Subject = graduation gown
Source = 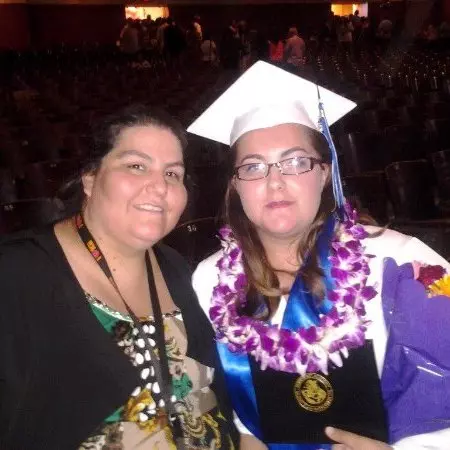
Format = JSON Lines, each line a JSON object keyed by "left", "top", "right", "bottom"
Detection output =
{"left": 192, "top": 226, "right": 450, "bottom": 449}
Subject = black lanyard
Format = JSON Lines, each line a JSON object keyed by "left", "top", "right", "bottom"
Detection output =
{"left": 74, "top": 214, "right": 184, "bottom": 442}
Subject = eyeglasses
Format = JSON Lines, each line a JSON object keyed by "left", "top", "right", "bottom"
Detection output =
{"left": 234, "top": 156, "right": 323, "bottom": 181}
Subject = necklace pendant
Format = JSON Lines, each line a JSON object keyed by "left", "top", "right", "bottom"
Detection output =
{"left": 293, "top": 373, "right": 334, "bottom": 412}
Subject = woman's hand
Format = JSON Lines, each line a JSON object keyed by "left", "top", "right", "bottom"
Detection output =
{"left": 325, "top": 427, "right": 392, "bottom": 450}
{"left": 240, "top": 434, "right": 268, "bottom": 450}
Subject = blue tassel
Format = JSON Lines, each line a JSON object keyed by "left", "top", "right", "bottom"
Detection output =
{"left": 316, "top": 87, "right": 346, "bottom": 218}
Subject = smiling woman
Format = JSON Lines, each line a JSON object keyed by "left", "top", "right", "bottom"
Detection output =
{"left": 82, "top": 124, "right": 188, "bottom": 251}
{"left": 0, "top": 104, "right": 237, "bottom": 449}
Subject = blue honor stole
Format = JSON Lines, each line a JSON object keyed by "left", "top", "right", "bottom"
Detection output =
{"left": 216, "top": 216, "right": 336, "bottom": 449}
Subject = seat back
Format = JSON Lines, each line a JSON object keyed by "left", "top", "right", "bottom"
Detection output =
{"left": 385, "top": 160, "right": 436, "bottom": 220}
{"left": 0, "top": 198, "right": 64, "bottom": 235}
{"left": 163, "top": 217, "right": 221, "bottom": 268}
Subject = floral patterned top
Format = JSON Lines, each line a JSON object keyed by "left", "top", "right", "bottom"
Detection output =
{"left": 78, "top": 269, "right": 234, "bottom": 450}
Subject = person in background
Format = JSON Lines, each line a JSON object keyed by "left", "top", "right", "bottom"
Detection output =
{"left": 190, "top": 15, "right": 203, "bottom": 62}
{"left": 200, "top": 31, "right": 218, "bottom": 65}
{"left": 221, "top": 19, "right": 241, "bottom": 70}
{"left": 147, "top": 17, "right": 159, "bottom": 52}
{"left": 188, "top": 61, "right": 450, "bottom": 449}
{"left": 193, "top": 15, "right": 203, "bottom": 41}
{"left": 119, "top": 18, "right": 132, "bottom": 42}
{"left": 320, "top": 10, "right": 337, "bottom": 53}
{"left": 141, "top": 16, "right": 153, "bottom": 57}
{"left": 377, "top": 15, "right": 393, "bottom": 52}
{"left": 119, "top": 18, "right": 140, "bottom": 62}
{"left": 0, "top": 104, "right": 237, "bottom": 449}
{"left": 268, "top": 28, "right": 285, "bottom": 65}
{"left": 164, "top": 17, "right": 187, "bottom": 77}
{"left": 156, "top": 18, "right": 169, "bottom": 59}
{"left": 284, "top": 26, "right": 306, "bottom": 69}
{"left": 239, "top": 20, "right": 252, "bottom": 72}
{"left": 255, "top": 27, "right": 270, "bottom": 61}
{"left": 351, "top": 10, "right": 363, "bottom": 43}
{"left": 337, "top": 16, "right": 354, "bottom": 53}
{"left": 247, "top": 26, "right": 260, "bottom": 66}
{"left": 353, "top": 16, "right": 368, "bottom": 57}
{"left": 352, "top": 9, "right": 361, "bottom": 27}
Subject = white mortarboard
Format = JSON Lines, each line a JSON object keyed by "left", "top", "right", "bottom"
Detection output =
{"left": 187, "top": 61, "right": 356, "bottom": 146}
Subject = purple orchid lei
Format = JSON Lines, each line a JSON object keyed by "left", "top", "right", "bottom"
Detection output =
{"left": 210, "top": 204, "right": 378, "bottom": 375}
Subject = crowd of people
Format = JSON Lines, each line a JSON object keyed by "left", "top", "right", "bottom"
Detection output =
{"left": 118, "top": 16, "right": 191, "bottom": 76}
{"left": 117, "top": 11, "right": 450, "bottom": 81}
{"left": 117, "top": 15, "right": 248, "bottom": 74}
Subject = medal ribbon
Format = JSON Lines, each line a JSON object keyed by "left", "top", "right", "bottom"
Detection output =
{"left": 217, "top": 216, "right": 337, "bottom": 449}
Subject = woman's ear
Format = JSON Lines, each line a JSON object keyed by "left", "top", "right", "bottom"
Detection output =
{"left": 82, "top": 171, "right": 96, "bottom": 199}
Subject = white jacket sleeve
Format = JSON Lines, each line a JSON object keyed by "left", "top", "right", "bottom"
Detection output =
{"left": 192, "top": 251, "right": 221, "bottom": 319}
{"left": 392, "top": 429, "right": 450, "bottom": 450}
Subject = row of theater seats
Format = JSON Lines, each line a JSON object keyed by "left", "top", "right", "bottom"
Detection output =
{"left": 342, "top": 150, "right": 450, "bottom": 222}
{"left": 0, "top": 198, "right": 63, "bottom": 236}
{"left": 1, "top": 45, "right": 450, "bottom": 263}
{"left": 0, "top": 45, "right": 233, "bottom": 237}
{"left": 305, "top": 48, "right": 450, "bottom": 225}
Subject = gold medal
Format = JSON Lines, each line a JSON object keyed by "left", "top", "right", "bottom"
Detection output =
{"left": 294, "top": 373, "right": 334, "bottom": 412}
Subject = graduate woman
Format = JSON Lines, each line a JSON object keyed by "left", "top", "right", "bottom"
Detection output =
{"left": 189, "top": 61, "right": 450, "bottom": 449}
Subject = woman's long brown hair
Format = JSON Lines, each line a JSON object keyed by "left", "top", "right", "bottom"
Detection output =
{"left": 223, "top": 124, "right": 336, "bottom": 318}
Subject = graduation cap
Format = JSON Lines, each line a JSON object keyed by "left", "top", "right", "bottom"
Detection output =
{"left": 187, "top": 61, "right": 356, "bottom": 145}
{"left": 187, "top": 61, "right": 357, "bottom": 213}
